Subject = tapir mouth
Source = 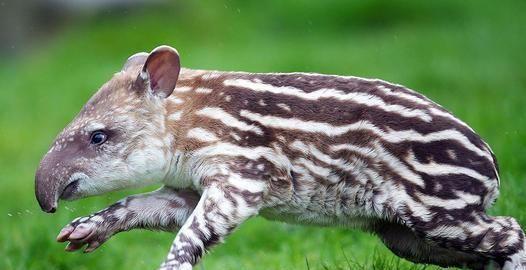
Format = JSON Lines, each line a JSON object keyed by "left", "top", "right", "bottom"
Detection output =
{"left": 60, "top": 180, "right": 79, "bottom": 200}
{"left": 35, "top": 169, "right": 88, "bottom": 213}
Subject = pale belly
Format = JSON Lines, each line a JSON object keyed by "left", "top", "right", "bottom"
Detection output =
{"left": 259, "top": 205, "right": 378, "bottom": 230}
{"left": 258, "top": 158, "right": 391, "bottom": 230}
{"left": 259, "top": 173, "right": 385, "bottom": 230}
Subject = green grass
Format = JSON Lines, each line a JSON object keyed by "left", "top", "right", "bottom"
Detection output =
{"left": 1, "top": 1, "right": 525, "bottom": 269}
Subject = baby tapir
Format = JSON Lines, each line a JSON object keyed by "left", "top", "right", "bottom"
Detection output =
{"left": 35, "top": 45, "right": 526, "bottom": 270}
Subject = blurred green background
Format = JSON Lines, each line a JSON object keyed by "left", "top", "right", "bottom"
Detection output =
{"left": 1, "top": 0, "right": 525, "bottom": 269}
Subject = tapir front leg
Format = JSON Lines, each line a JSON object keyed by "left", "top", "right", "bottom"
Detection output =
{"left": 159, "top": 171, "right": 267, "bottom": 270}
{"left": 57, "top": 186, "right": 199, "bottom": 252}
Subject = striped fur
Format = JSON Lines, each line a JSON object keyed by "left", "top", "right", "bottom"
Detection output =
{"left": 36, "top": 47, "right": 524, "bottom": 270}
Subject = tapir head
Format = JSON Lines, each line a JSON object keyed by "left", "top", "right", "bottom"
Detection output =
{"left": 35, "top": 46, "right": 181, "bottom": 213}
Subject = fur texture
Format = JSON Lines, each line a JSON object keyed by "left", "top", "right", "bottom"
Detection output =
{"left": 35, "top": 46, "right": 525, "bottom": 270}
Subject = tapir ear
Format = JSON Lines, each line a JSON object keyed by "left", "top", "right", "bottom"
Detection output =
{"left": 137, "top": 45, "right": 181, "bottom": 98}
{"left": 122, "top": 52, "right": 149, "bottom": 71}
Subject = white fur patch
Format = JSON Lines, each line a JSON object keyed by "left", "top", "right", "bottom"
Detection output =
{"left": 187, "top": 128, "right": 219, "bottom": 142}
{"left": 168, "top": 111, "right": 183, "bottom": 121}
{"left": 195, "top": 107, "right": 264, "bottom": 135}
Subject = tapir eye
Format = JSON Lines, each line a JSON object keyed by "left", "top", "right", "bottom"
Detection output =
{"left": 90, "top": 131, "right": 108, "bottom": 145}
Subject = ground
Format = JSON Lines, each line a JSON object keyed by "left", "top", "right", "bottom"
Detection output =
{"left": 1, "top": 1, "right": 525, "bottom": 269}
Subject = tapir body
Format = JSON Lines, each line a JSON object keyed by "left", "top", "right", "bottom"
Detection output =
{"left": 35, "top": 46, "right": 526, "bottom": 270}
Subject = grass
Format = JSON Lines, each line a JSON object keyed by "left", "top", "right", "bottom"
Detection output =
{"left": 0, "top": 0, "right": 525, "bottom": 269}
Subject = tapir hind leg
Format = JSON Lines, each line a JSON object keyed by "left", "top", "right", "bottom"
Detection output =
{"left": 388, "top": 209, "right": 526, "bottom": 270}
{"left": 374, "top": 220, "right": 492, "bottom": 269}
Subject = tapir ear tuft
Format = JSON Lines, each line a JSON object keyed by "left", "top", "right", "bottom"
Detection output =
{"left": 122, "top": 52, "right": 149, "bottom": 71}
{"left": 138, "top": 45, "right": 181, "bottom": 98}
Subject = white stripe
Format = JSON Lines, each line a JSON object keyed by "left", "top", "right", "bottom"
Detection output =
{"left": 169, "top": 97, "right": 185, "bottom": 105}
{"left": 427, "top": 225, "right": 468, "bottom": 239}
{"left": 289, "top": 141, "right": 336, "bottom": 178}
{"left": 429, "top": 107, "right": 474, "bottom": 132}
{"left": 227, "top": 172, "right": 267, "bottom": 193}
{"left": 376, "top": 85, "right": 430, "bottom": 106}
{"left": 389, "top": 188, "right": 433, "bottom": 222}
{"left": 196, "top": 107, "right": 264, "bottom": 135}
{"left": 291, "top": 140, "right": 355, "bottom": 173}
{"left": 230, "top": 132, "right": 241, "bottom": 141}
{"left": 406, "top": 151, "right": 489, "bottom": 181}
{"left": 187, "top": 127, "right": 219, "bottom": 142}
{"left": 291, "top": 140, "right": 367, "bottom": 184}
{"left": 455, "top": 190, "right": 481, "bottom": 205}
{"left": 195, "top": 87, "right": 213, "bottom": 94}
{"left": 168, "top": 111, "right": 182, "bottom": 121}
{"left": 291, "top": 140, "right": 386, "bottom": 186}
{"left": 417, "top": 192, "right": 473, "bottom": 210}
{"left": 174, "top": 86, "right": 193, "bottom": 93}
{"left": 240, "top": 110, "right": 352, "bottom": 135}
{"left": 225, "top": 79, "right": 432, "bottom": 122}
{"left": 330, "top": 142, "right": 425, "bottom": 187}
{"left": 241, "top": 110, "right": 492, "bottom": 161}
{"left": 295, "top": 157, "right": 339, "bottom": 183}
{"left": 192, "top": 143, "right": 291, "bottom": 169}
{"left": 277, "top": 103, "right": 291, "bottom": 111}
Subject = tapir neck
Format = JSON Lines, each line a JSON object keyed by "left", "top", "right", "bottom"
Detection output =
{"left": 161, "top": 68, "right": 223, "bottom": 189}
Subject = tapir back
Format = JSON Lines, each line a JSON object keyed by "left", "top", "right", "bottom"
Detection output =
{"left": 170, "top": 70, "right": 500, "bottom": 225}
